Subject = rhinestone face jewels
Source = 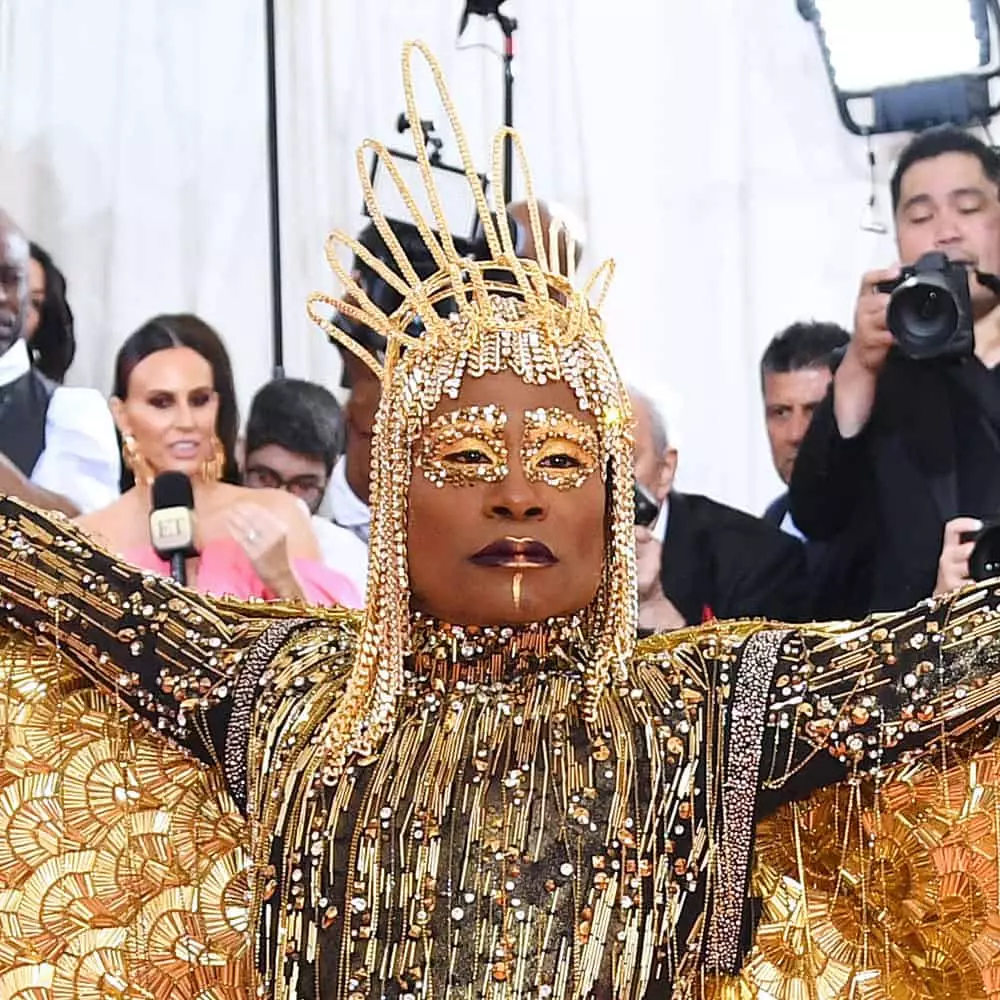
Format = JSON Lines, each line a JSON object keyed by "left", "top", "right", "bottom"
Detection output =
{"left": 416, "top": 404, "right": 509, "bottom": 487}
{"left": 522, "top": 407, "right": 600, "bottom": 490}
{"left": 303, "top": 38, "right": 639, "bottom": 796}
{"left": 415, "top": 404, "right": 600, "bottom": 492}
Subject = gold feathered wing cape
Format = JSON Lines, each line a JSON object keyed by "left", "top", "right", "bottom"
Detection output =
{"left": 0, "top": 499, "right": 998, "bottom": 998}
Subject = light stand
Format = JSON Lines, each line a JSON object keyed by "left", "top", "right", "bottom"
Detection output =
{"left": 460, "top": 1, "right": 519, "bottom": 205}
{"left": 264, "top": 0, "right": 285, "bottom": 377}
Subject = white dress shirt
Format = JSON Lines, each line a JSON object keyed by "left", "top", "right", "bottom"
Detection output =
{"left": 651, "top": 498, "right": 670, "bottom": 543}
{"left": 311, "top": 515, "right": 369, "bottom": 595}
{"left": 779, "top": 509, "right": 805, "bottom": 541}
{"left": 326, "top": 456, "right": 371, "bottom": 543}
{"left": 0, "top": 340, "right": 120, "bottom": 513}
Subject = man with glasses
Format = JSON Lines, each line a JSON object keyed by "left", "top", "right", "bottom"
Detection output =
{"left": 241, "top": 378, "right": 368, "bottom": 594}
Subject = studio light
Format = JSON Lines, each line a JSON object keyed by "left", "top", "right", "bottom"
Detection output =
{"left": 799, "top": 0, "right": 1000, "bottom": 134}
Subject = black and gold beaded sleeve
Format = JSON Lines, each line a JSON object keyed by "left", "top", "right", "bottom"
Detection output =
{"left": 639, "top": 583, "right": 1000, "bottom": 980}
{"left": 767, "top": 584, "right": 1000, "bottom": 798}
{"left": 0, "top": 497, "right": 347, "bottom": 807}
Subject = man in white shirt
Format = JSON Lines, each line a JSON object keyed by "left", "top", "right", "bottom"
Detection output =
{"left": 0, "top": 210, "right": 119, "bottom": 515}
{"left": 323, "top": 350, "right": 377, "bottom": 545}
{"left": 241, "top": 377, "right": 368, "bottom": 594}
{"left": 327, "top": 455, "right": 372, "bottom": 544}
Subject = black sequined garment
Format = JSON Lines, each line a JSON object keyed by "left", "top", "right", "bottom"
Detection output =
{"left": 0, "top": 498, "right": 997, "bottom": 999}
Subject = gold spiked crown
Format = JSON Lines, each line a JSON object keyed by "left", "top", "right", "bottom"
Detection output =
{"left": 306, "top": 40, "right": 616, "bottom": 387}
{"left": 303, "top": 40, "right": 636, "bottom": 780}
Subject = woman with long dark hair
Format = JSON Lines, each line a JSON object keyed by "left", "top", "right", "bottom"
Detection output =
{"left": 113, "top": 314, "right": 240, "bottom": 491}
{"left": 25, "top": 241, "right": 76, "bottom": 382}
{"left": 77, "top": 313, "right": 361, "bottom": 605}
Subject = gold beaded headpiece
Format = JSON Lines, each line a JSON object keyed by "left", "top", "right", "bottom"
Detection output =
{"left": 307, "top": 41, "right": 637, "bottom": 774}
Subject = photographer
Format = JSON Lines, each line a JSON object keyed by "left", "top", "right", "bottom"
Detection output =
{"left": 789, "top": 126, "right": 1000, "bottom": 610}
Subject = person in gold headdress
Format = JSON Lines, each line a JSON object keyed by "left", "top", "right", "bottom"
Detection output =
{"left": 0, "top": 41, "right": 999, "bottom": 1000}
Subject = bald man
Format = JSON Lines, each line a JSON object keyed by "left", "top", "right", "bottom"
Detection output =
{"left": 630, "top": 386, "right": 807, "bottom": 630}
{"left": 0, "top": 211, "right": 118, "bottom": 515}
{"left": 507, "top": 199, "right": 586, "bottom": 277}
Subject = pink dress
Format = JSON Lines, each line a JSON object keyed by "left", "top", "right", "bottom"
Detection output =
{"left": 124, "top": 538, "right": 363, "bottom": 608}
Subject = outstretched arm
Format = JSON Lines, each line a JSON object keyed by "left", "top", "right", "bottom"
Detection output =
{"left": 0, "top": 497, "right": 348, "bottom": 802}
{"left": 761, "top": 584, "right": 1000, "bottom": 805}
{"left": 656, "top": 583, "right": 1000, "bottom": 821}
{"left": 639, "top": 583, "right": 1000, "bottom": 976}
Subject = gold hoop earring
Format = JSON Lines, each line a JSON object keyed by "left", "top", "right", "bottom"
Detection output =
{"left": 201, "top": 436, "right": 225, "bottom": 483}
{"left": 122, "top": 434, "right": 153, "bottom": 487}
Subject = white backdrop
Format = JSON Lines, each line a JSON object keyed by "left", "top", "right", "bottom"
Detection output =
{"left": 0, "top": 0, "right": 921, "bottom": 514}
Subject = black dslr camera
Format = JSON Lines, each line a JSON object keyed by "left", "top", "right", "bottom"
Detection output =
{"left": 875, "top": 251, "right": 973, "bottom": 362}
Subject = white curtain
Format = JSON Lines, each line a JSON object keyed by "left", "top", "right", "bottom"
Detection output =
{"left": 0, "top": 0, "right": 915, "bottom": 515}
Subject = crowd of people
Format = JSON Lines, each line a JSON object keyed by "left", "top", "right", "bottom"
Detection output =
{"left": 631, "top": 125, "right": 1000, "bottom": 631}
{"left": 0, "top": 212, "right": 366, "bottom": 604}
{"left": 6, "top": 125, "right": 1000, "bottom": 629}
{"left": 0, "top": 195, "right": 600, "bottom": 612}
{"left": 2, "top": 38, "right": 1000, "bottom": 996}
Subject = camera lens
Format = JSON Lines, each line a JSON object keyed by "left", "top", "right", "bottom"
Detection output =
{"left": 884, "top": 252, "right": 974, "bottom": 361}
{"left": 890, "top": 284, "right": 959, "bottom": 351}
{"left": 915, "top": 289, "right": 946, "bottom": 322}
{"left": 970, "top": 523, "right": 1000, "bottom": 581}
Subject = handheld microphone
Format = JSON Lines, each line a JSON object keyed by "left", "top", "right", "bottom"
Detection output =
{"left": 150, "top": 472, "right": 198, "bottom": 586}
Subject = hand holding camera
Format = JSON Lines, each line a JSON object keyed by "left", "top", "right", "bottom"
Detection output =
{"left": 849, "top": 266, "right": 900, "bottom": 375}
{"left": 836, "top": 254, "right": 985, "bottom": 440}
{"left": 633, "top": 484, "right": 664, "bottom": 599}
{"left": 874, "top": 252, "right": 975, "bottom": 362}
{"left": 932, "top": 514, "right": 1000, "bottom": 593}
{"left": 632, "top": 484, "right": 687, "bottom": 631}
{"left": 848, "top": 252, "right": 980, "bottom": 374}
{"left": 935, "top": 517, "right": 982, "bottom": 595}
{"left": 634, "top": 526, "right": 687, "bottom": 632}
{"left": 834, "top": 267, "right": 899, "bottom": 438}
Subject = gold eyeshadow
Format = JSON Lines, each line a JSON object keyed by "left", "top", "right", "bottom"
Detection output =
{"left": 522, "top": 407, "right": 600, "bottom": 490}
{"left": 416, "top": 405, "right": 509, "bottom": 487}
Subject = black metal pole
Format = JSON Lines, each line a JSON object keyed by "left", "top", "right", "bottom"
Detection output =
{"left": 499, "top": 14, "right": 517, "bottom": 206}
{"left": 264, "top": 0, "right": 285, "bottom": 378}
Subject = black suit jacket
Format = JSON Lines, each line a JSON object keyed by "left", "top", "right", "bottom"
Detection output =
{"left": 789, "top": 351, "right": 1000, "bottom": 612}
{"left": 763, "top": 493, "right": 872, "bottom": 621}
{"left": 659, "top": 491, "right": 807, "bottom": 625}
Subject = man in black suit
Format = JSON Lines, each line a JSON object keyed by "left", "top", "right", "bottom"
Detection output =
{"left": 630, "top": 387, "right": 806, "bottom": 631}
{"left": 790, "top": 126, "right": 1000, "bottom": 611}
{"left": 761, "top": 321, "right": 873, "bottom": 620}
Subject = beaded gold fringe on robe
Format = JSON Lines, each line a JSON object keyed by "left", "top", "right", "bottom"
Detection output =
{"left": 0, "top": 634, "right": 254, "bottom": 999}
{"left": 710, "top": 735, "right": 1000, "bottom": 1000}
{"left": 3, "top": 595, "right": 1000, "bottom": 997}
